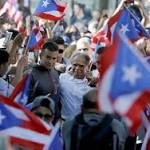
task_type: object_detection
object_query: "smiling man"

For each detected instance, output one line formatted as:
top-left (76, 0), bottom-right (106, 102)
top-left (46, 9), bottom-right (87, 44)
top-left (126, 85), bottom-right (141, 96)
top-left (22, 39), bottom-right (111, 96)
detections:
top-left (59, 52), bottom-right (92, 121)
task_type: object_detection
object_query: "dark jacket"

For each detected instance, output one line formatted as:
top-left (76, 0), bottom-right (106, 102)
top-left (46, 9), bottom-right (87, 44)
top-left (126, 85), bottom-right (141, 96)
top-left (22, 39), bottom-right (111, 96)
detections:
top-left (62, 113), bottom-right (129, 150)
top-left (28, 65), bottom-right (60, 119)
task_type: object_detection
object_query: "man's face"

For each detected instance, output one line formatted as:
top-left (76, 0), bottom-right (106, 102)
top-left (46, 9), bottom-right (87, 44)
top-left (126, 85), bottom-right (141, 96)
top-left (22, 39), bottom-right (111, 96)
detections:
top-left (40, 49), bottom-right (58, 70)
top-left (32, 106), bottom-right (53, 124)
top-left (72, 57), bottom-right (88, 79)
top-left (77, 42), bottom-right (92, 58)
top-left (57, 44), bottom-right (65, 63)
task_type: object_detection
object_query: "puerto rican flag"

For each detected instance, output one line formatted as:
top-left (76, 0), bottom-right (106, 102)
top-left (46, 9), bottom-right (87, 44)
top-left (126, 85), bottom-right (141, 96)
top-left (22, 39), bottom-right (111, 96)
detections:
top-left (27, 22), bottom-right (46, 50)
top-left (0, 1), bottom-right (10, 16)
top-left (10, 75), bottom-right (31, 106)
top-left (0, 1), bottom-right (23, 25)
top-left (98, 32), bottom-right (150, 132)
top-left (34, 0), bottom-right (67, 21)
top-left (91, 30), bottom-right (110, 51)
top-left (0, 95), bottom-right (51, 149)
top-left (44, 121), bottom-right (63, 150)
top-left (92, 7), bottom-right (150, 51)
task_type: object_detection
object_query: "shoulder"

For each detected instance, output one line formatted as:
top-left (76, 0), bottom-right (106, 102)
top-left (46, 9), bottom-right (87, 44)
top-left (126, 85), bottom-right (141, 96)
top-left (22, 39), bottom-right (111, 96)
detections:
top-left (111, 118), bottom-right (129, 142)
top-left (59, 72), bottom-right (72, 81)
top-left (31, 65), bottom-right (48, 75)
top-left (51, 69), bottom-right (59, 79)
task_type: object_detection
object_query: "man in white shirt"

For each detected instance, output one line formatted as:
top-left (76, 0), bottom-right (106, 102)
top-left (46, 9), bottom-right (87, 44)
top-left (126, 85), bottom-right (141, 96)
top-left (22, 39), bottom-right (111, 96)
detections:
top-left (59, 52), bottom-right (92, 120)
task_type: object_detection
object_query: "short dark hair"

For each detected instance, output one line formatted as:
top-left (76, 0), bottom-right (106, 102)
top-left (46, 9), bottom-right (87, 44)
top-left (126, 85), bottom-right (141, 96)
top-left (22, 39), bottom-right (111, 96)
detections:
top-left (42, 40), bottom-right (58, 52)
top-left (53, 36), bottom-right (64, 45)
top-left (0, 49), bottom-right (9, 65)
top-left (82, 89), bottom-right (97, 109)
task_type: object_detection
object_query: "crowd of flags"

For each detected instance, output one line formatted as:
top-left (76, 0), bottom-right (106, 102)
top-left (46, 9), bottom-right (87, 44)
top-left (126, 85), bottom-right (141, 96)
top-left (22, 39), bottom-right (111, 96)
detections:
top-left (26, 22), bottom-right (46, 50)
top-left (96, 6), bottom-right (150, 150)
top-left (34, 0), bottom-right (66, 21)
top-left (0, 0), bottom-right (66, 149)
top-left (0, 0), bottom-right (23, 25)
top-left (0, 0), bottom-right (66, 50)
top-left (91, 7), bottom-right (149, 51)
top-left (1, 0), bottom-right (150, 149)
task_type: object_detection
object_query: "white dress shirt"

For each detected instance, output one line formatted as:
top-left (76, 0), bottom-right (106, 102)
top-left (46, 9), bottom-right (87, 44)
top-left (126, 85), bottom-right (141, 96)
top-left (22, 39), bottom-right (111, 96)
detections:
top-left (59, 72), bottom-right (92, 120)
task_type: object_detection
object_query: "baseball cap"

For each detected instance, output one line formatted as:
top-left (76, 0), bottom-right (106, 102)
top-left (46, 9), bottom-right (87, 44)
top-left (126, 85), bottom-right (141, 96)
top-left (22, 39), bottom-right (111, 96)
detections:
top-left (31, 95), bottom-right (55, 114)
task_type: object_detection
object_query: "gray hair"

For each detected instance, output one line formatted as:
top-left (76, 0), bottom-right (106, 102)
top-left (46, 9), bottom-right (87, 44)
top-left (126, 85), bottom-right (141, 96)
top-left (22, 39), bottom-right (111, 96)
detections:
top-left (70, 52), bottom-right (91, 66)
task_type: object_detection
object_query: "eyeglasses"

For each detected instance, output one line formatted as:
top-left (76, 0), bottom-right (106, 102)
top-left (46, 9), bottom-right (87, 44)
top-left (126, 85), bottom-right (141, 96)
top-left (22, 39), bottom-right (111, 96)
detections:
top-left (34, 112), bottom-right (53, 121)
top-left (58, 49), bottom-right (64, 54)
top-left (73, 63), bottom-right (85, 68)
top-left (78, 48), bottom-right (88, 51)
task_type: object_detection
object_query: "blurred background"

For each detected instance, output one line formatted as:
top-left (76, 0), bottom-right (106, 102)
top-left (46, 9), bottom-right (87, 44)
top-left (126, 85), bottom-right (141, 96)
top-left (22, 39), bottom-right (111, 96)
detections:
top-left (0, 0), bottom-right (149, 24)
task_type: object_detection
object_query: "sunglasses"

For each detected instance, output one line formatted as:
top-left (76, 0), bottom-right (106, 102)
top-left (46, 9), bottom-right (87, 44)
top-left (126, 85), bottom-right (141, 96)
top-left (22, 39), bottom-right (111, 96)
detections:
top-left (58, 49), bottom-right (64, 54)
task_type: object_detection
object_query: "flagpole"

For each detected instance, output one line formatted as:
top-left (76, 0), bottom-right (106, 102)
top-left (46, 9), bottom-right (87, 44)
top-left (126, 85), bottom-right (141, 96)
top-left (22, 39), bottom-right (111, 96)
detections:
top-left (51, 20), bottom-right (60, 36)
top-left (124, 5), bottom-right (144, 26)
top-left (22, 36), bottom-right (30, 55)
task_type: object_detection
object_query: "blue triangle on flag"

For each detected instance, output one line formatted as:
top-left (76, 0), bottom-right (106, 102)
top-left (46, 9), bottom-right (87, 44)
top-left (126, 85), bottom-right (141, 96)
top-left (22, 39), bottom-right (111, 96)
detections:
top-left (34, 0), bottom-right (57, 14)
top-left (110, 33), bottom-right (150, 99)
top-left (0, 103), bottom-right (22, 130)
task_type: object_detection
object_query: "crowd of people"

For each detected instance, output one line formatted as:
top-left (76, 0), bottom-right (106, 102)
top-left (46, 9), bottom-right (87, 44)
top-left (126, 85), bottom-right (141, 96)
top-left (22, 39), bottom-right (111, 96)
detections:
top-left (0, 0), bottom-right (150, 149)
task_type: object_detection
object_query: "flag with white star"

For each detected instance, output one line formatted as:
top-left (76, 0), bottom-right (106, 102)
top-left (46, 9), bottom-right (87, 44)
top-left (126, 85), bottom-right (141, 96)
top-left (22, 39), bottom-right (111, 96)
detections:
top-left (0, 103), bottom-right (22, 130)
top-left (10, 75), bottom-right (31, 106)
top-left (113, 7), bottom-right (150, 41)
top-left (104, 7), bottom-right (150, 43)
top-left (34, 0), bottom-right (67, 21)
top-left (98, 32), bottom-right (150, 132)
top-left (110, 34), bottom-right (150, 99)
top-left (0, 95), bottom-right (51, 149)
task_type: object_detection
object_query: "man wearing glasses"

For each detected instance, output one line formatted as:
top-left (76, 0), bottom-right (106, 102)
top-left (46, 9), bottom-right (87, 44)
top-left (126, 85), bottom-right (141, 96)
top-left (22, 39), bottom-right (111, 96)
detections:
top-left (59, 52), bottom-right (92, 121)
